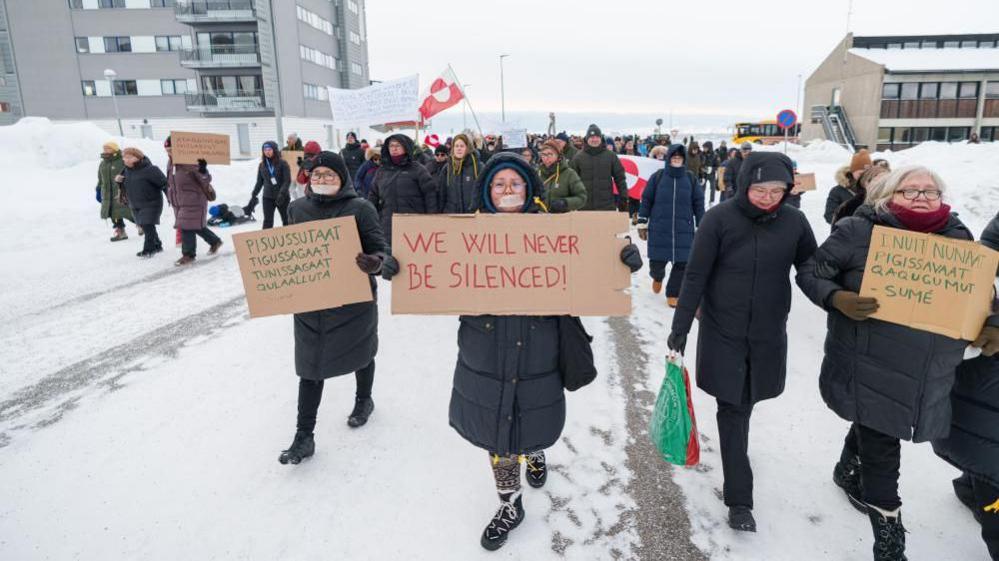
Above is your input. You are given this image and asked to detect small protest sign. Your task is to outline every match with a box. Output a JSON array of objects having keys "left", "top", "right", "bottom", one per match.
[
  {"left": 390, "top": 212, "right": 631, "bottom": 316},
  {"left": 498, "top": 128, "right": 528, "bottom": 149},
  {"left": 859, "top": 225, "right": 999, "bottom": 339},
  {"left": 170, "top": 131, "right": 231, "bottom": 165},
  {"left": 283, "top": 150, "right": 304, "bottom": 184},
  {"left": 233, "top": 217, "right": 372, "bottom": 318},
  {"left": 327, "top": 74, "right": 420, "bottom": 126},
  {"left": 794, "top": 172, "right": 816, "bottom": 192}
]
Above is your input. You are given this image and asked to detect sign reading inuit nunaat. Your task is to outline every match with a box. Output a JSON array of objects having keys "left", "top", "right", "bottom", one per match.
[
  {"left": 169, "top": 131, "right": 231, "bottom": 165},
  {"left": 391, "top": 212, "right": 631, "bottom": 316},
  {"left": 860, "top": 225, "right": 999, "bottom": 340},
  {"left": 233, "top": 217, "right": 372, "bottom": 318}
]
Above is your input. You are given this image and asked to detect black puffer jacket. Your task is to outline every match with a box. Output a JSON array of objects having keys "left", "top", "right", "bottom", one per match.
[
  {"left": 287, "top": 153, "right": 387, "bottom": 381},
  {"left": 672, "top": 152, "right": 818, "bottom": 405},
  {"left": 340, "top": 142, "right": 366, "bottom": 182},
  {"left": 449, "top": 153, "right": 565, "bottom": 456},
  {"left": 823, "top": 166, "right": 855, "bottom": 224},
  {"left": 722, "top": 153, "right": 743, "bottom": 199},
  {"left": 368, "top": 134, "right": 437, "bottom": 244},
  {"left": 932, "top": 354, "right": 999, "bottom": 487},
  {"left": 437, "top": 155, "right": 481, "bottom": 214},
  {"left": 251, "top": 157, "right": 292, "bottom": 201},
  {"left": 570, "top": 143, "right": 626, "bottom": 211},
  {"left": 798, "top": 205, "right": 976, "bottom": 441},
  {"left": 123, "top": 157, "right": 168, "bottom": 225}
]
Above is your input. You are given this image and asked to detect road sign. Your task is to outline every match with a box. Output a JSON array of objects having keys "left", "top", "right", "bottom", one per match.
[{"left": 777, "top": 109, "right": 797, "bottom": 129}]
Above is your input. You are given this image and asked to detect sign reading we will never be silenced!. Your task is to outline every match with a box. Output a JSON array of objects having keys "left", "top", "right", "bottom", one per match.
[
  {"left": 390, "top": 212, "right": 631, "bottom": 316},
  {"left": 233, "top": 217, "right": 372, "bottom": 318},
  {"left": 860, "top": 225, "right": 999, "bottom": 340}
]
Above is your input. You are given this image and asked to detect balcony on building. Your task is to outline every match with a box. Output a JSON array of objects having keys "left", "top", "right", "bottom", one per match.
[
  {"left": 185, "top": 90, "right": 271, "bottom": 114},
  {"left": 175, "top": 0, "right": 256, "bottom": 24},
  {"left": 180, "top": 45, "right": 261, "bottom": 68}
]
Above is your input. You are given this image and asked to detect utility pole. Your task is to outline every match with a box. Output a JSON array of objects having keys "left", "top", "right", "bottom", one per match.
[{"left": 103, "top": 68, "right": 123, "bottom": 136}]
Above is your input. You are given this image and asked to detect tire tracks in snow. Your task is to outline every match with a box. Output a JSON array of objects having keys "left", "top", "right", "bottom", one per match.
[{"left": 607, "top": 315, "right": 707, "bottom": 561}]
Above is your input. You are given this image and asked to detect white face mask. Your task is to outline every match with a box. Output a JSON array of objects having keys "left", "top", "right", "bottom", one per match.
[
  {"left": 496, "top": 193, "right": 525, "bottom": 211},
  {"left": 311, "top": 183, "right": 341, "bottom": 196}
]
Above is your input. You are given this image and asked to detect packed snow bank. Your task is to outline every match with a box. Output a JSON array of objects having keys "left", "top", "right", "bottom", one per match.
[{"left": 0, "top": 117, "right": 165, "bottom": 169}]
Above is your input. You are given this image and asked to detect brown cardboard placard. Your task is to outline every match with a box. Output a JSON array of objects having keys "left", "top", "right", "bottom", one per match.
[
  {"left": 169, "top": 131, "right": 231, "bottom": 165},
  {"left": 859, "top": 225, "right": 999, "bottom": 340},
  {"left": 233, "top": 216, "right": 372, "bottom": 318},
  {"left": 283, "top": 150, "right": 304, "bottom": 184},
  {"left": 390, "top": 212, "right": 631, "bottom": 316},
  {"left": 794, "top": 172, "right": 817, "bottom": 192}
]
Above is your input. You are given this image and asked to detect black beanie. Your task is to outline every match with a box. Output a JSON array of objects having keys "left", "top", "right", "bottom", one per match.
[
  {"left": 585, "top": 124, "right": 602, "bottom": 139},
  {"left": 736, "top": 152, "right": 795, "bottom": 193},
  {"left": 311, "top": 151, "right": 351, "bottom": 188}
]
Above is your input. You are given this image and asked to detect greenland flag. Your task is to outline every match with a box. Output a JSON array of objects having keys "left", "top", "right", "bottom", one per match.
[
  {"left": 618, "top": 155, "right": 665, "bottom": 199},
  {"left": 418, "top": 67, "right": 464, "bottom": 120}
]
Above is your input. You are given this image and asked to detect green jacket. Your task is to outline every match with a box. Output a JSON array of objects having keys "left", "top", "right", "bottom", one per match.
[
  {"left": 539, "top": 161, "right": 586, "bottom": 211},
  {"left": 98, "top": 153, "right": 133, "bottom": 222}
]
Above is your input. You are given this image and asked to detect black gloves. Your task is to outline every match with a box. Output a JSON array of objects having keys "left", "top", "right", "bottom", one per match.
[
  {"left": 244, "top": 196, "right": 259, "bottom": 216},
  {"left": 667, "top": 332, "right": 687, "bottom": 355},
  {"left": 355, "top": 253, "right": 383, "bottom": 275},
  {"left": 830, "top": 290, "right": 879, "bottom": 321},
  {"left": 197, "top": 158, "right": 208, "bottom": 175},
  {"left": 972, "top": 325, "right": 999, "bottom": 356},
  {"left": 549, "top": 198, "right": 569, "bottom": 213},
  {"left": 620, "top": 243, "right": 643, "bottom": 273},
  {"left": 381, "top": 255, "right": 400, "bottom": 280},
  {"left": 275, "top": 187, "right": 290, "bottom": 209}
]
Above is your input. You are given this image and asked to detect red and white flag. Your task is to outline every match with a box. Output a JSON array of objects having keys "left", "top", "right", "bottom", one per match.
[
  {"left": 618, "top": 155, "right": 666, "bottom": 199},
  {"left": 418, "top": 67, "right": 464, "bottom": 121}
]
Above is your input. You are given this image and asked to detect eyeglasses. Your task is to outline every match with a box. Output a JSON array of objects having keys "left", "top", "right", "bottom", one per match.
[
  {"left": 490, "top": 182, "right": 527, "bottom": 192},
  {"left": 894, "top": 189, "right": 941, "bottom": 201},
  {"left": 312, "top": 172, "right": 339, "bottom": 181},
  {"left": 748, "top": 187, "right": 785, "bottom": 199}
]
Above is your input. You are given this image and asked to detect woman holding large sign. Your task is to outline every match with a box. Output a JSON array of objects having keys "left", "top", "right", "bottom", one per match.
[
  {"left": 799, "top": 166, "right": 999, "bottom": 561},
  {"left": 276, "top": 151, "right": 389, "bottom": 466}
]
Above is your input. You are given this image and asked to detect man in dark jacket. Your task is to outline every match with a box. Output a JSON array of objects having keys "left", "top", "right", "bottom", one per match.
[
  {"left": 248, "top": 141, "right": 292, "bottom": 229},
  {"left": 701, "top": 141, "right": 719, "bottom": 205},
  {"left": 570, "top": 124, "right": 627, "bottom": 211},
  {"left": 121, "top": 146, "right": 168, "bottom": 257},
  {"left": 667, "top": 151, "right": 818, "bottom": 533},
  {"left": 340, "top": 131, "right": 365, "bottom": 182},
  {"left": 368, "top": 134, "right": 437, "bottom": 244},
  {"left": 722, "top": 142, "right": 752, "bottom": 201},
  {"left": 278, "top": 151, "right": 389, "bottom": 465}
]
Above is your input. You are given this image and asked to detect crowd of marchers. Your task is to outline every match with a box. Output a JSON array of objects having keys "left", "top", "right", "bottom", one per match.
[{"left": 93, "top": 126, "right": 999, "bottom": 560}]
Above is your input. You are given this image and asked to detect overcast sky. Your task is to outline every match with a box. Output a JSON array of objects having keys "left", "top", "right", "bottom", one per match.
[{"left": 366, "top": 0, "right": 999, "bottom": 120}]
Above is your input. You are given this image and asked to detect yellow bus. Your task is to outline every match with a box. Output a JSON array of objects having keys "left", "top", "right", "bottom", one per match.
[{"left": 732, "top": 120, "right": 800, "bottom": 145}]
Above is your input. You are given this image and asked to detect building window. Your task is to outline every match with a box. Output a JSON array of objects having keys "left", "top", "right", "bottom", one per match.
[
  {"left": 303, "top": 83, "right": 328, "bottom": 101},
  {"left": 112, "top": 80, "right": 138, "bottom": 95},
  {"left": 959, "top": 82, "right": 979, "bottom": 98},
  {"left": 0, "top": 102, "right": 9, "bottom": 112},
  {"left": 903, "top": 41, "right": 919, "bottom": 49},
  {"left": 981, "top": 127, "right": 996, "bottom": 142},
  {"left": 296, "top": 5, "right": 334, "bottom": 35},
  {"left": 155, "top": 36, "right": 183, "bottom": 52},
  {"left": 81, "top": 80, "right": 97, "bottom": 96},
  {"left": 149, "top": 0, "right": 176, "bottom": 6},
  {"left": 75, "top": 37, "right": 90, "bottom": 53},
  {"left": 943, "top": 40, "right": 959, "bottom": 48},
  {"left": 160, "top": 79, "right": 187, "bottom": 95},
  {"left": 980, "top": 41, "right": 997, "bottom": 48},
  {"left": 351, "top": 62, "right": 362, "bottom": 75},
  {"left": 350, "top": 31, "right": 361, "bottom": 45},
  {"left": 104, "top": 36, "right": 132, "bottom": 53},
  {"left": 900, "top": 83, "right": 918, "bottom": 99},
  {"left": 299, "top": 45, "right": 336, "bottom": 70},
  {"left": 347, "top": 0, "right": 358, "bottom": 13},
  {"left": 920, "top": 40, "right": 937, "bottom": 48},
  {"left": 882, "top": 83, "right": 900, "bottom": 99},
  {"left": 960, "top": 40, "right": 977, "bottom": 48},
  {"left": 201, "top": 75, "right": 262, "bottom": 95},
  {"left": 98, "top": 0, "right": 126, "bottom": 7},
  {"left": 984, "top": 82, "right": 999, "bottom": 118},
  {"left": 886, "top": 42, "right": 902, "bottom": 49},
  {"left": 948, "top": 127, "right": 970, "bottom": 142},
  {"left": 68, "top": 0, "right": 83, "bottom": 8}
]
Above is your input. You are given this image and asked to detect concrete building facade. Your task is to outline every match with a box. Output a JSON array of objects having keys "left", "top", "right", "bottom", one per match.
[
  {"left": 0, "top": 0, "right": 370, "bottom": 156},
  {"left": 802, "top": 33, "right": 999, "bottom": 151}
]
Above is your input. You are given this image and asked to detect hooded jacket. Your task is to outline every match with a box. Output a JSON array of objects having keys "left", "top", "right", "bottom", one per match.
[
  {"left": 722, "top": 151, "right": 744, "bottom": 199},
  {"left": 539, "top": 159, "right": 587, "bottom": 212},
  {"left": 639, "top": 144, "right": 705, "bottom": 263},
  {"left": 287, "top": 151, "right": 388, "bottom": 381},
  {"left": 448, "top": 153, "right": 565, "bottom": 456},
  {"left": 122, "top": 156, "right": 168, "bottom": 226},
  {"left": 824, "top": 165, "right": 855, "bottom": 224},
  {"left": 570, "top": 125, "right": 627, "bottom": 211},
  {"left": 798, "top": 205, "right": 979, "bottom": 441},
  {"left": 368, "top": 134, "right": 437, "bottom": 244},
  {"left": 98, "top": 151, "right": 133, "bottom": 222},
  {"left": 167, "top": 161, "right": 213, "bottom": 231},
  {"left": 672, "top": 152, "right": 817, "bottom": 405},
  {"left": 251, "top": 142, "right": 292, "bottom": 201},
  {"left": 437, "top": 135, "right": 482, "bottom": 213},
  {"left": 340, "top": 141, "right": 366, "bottom": 181}
]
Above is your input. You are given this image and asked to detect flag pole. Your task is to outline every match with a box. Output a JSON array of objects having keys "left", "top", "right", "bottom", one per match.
[{"left": 448, "top": 63, "right": 484, "bottom": 139}]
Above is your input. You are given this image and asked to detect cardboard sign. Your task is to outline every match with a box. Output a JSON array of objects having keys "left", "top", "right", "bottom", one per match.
[
  {"left": 327, "top": 74, "right": 420, "bottom": 126},
  {"left": 233, "top": 217, "right": 372, "bottom": 318},
  {"left": 170, "top": 131, "right": 231, "bottom": 165},
  {"left": 391, "top": 212, "right": 631, "bottom": 316},
  {"left": 794, "top": 172, "right": 816, "bottom": 192},
  {"left": 283, "top": 150, "right": 304, "bottom": 185},
  {"left": 860, "top": 225, "right": 999, "bottom": 340}
]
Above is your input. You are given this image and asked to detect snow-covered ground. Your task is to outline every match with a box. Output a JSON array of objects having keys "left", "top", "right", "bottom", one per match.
[{"left": 0, "top": 118, "right": 996, "bottom": 560}]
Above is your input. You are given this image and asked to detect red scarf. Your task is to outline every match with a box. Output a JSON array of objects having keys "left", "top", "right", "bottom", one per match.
[
  {"left": 888, "top": 202, "right": 951, "bottom": 233},
  {"left": 390, "top": 154, "right": 406, "bottom": 165}
]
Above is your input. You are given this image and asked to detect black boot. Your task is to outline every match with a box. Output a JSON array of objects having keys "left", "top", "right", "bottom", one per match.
[
  {"left": 480, "top": 495, "right": 525, "bottom": 551},
  {"left": 952, "top": 474, "right": 981, "bottom": 521},
  {"left": 833, "top": 456, "right": 867, "bottom": 514},
  {"left": 347, "top": 397, "right": 374, "bottom": 428},
  {"left": 525, "top": 451, "right": 548, "bottom": 488},
  {"left": 868, "top": 508, "right": 907, "bottom": 561},
  {"left": 278, "top": 431, "right": 315, "bottom": 465},
  {"left": 728, "top": 506, "right": 756, "bottom": 532}
]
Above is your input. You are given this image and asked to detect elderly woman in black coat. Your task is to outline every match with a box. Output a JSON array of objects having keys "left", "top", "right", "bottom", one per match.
[
  {"left": 121, "top": 147, "right": 168, "bottom": 257},
  {"left": 799, "top": 168, "right": 999, "bottom": 561},
  {"left": 667, "top": 151, "right": 818, "bottom": 533},
  {"left": 382, "top": 153, "right": 643, "bottom": 551},
  {"left": 277, "top": 152, "right": 389, "bottom": 465}
]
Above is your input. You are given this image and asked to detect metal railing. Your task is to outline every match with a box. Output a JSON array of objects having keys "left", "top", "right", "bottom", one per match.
[
  {"left": 185, "top": 90, "right": 267, "bottom": 112},
  {"left": 174, "top": 0, "right": 255, "bottom": 22},
  {"left": 179, "top": 44, "right": 261, "bottom": 67},
  {"left": 811, "top": 104, "right": 858, "bottom": 151}
]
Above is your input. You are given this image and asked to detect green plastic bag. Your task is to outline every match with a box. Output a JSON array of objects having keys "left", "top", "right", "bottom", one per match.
[{"left": 648, "top": 355, "right": 700, "bottom": 466}]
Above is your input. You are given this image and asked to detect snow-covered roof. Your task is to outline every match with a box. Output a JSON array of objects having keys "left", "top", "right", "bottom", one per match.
[{"left": 849, "top": 47, "right": 999, "bottom": 73}]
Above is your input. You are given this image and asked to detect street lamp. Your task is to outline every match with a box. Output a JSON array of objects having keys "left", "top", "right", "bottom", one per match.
[
  {"left": 499, "top": 54, "right": 509, "bottom": 123},
  {"left": 103, "top": 68, "right": 123, "bottom": 137},
  {"left": 462, "top": 84, "right": 471, "bottom": 131}
]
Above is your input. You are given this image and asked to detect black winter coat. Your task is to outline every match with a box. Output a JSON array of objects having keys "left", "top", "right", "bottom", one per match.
[
  {"left": 570, "top": 146, "right": 627, "bottom": 211},
  {"left": 123, "top": 157, "right": 167, "bottom": 225},
  {"left": 824, "top": 185, "right": 855, "bottom": 225},
  {"left": 798, "top": 205, "right": 975, "bottom": 441},
  {"left": 368, "top": 134, "right": 437, "bottom": 244},
  {"left": 340, "top": 143, "right": 366, "bottom": 182},
  {"left": 252, "top": 157, "right": 292, "bottom": 201},
  {"left": 722, "top": 154, "right": 743, "bottom": 199},
  {"left": 933, "top": 353, "right": 999, "bottom": 487},
  {"left": 287, "top": 181, "right": 387, "bottom": 381},
  {"left": 437, "top": 156, "right": 481, "bottom": 214},
  {"left": 672, "top": 165, "right": 817, "bottom": 405}
]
